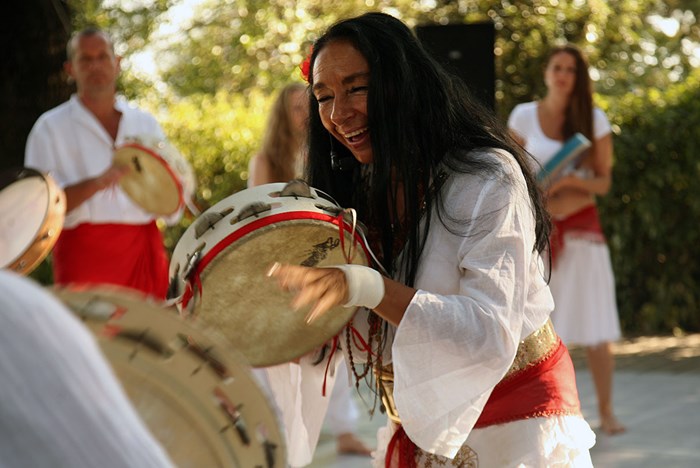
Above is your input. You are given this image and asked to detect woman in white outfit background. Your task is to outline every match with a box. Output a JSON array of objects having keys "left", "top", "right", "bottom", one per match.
[{"left": 508, "top": 43, "right": 626, "bottom": 435}]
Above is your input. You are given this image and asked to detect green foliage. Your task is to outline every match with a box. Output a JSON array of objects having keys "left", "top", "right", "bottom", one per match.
[
  {"left": 598, "top": 67, "right": 700, "bottom": 333},
  {"left": 159, "top": 0, "right": 700, "bottom": 123},
  {"left": 140, "top": 89, "right": 272, "bottom": 251},
  {"left": 69, "top": 0, "right": 173, "bottom": 53},
  {"left": 160, "top": 0, "right": 384, "bottom": 96}
]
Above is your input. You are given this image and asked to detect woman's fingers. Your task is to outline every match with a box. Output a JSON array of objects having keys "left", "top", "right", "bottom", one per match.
[{"left": 267, "top": 263, "right": 349, "bottom": 323}]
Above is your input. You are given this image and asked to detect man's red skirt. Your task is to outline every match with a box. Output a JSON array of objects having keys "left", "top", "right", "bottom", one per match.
[{"left": 52, "top": 222, "right": 169, "bottom": 299}]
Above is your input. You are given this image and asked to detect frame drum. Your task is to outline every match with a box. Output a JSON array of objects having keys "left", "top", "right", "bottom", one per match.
[
  {"left": 53, "top": 285, "right": 286, "bottom": 468},
  {"left": 168, "top": 180, "right": 371, "bottom": 367},
  {"left": 0, "top": 168, "right": 65, "bottom": 275},
  {"left": 113, "top": 136, "right": 195, "bottom": 216}
]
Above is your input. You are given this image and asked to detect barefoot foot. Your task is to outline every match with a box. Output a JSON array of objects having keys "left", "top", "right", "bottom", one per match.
[
  {"left": 336, "top": 433, "right": 372, "bottom": 456},
  {"left": 600, "top": 414, "right": 626, "bottom": 435}
]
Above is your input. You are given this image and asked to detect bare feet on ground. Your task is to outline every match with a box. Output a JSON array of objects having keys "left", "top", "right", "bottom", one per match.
[
  {"left": 600, "top": 413, "right": 626, "bottom": 435},
  {"left": 336, "top": 433, "right": 372, "bottom": 456}
]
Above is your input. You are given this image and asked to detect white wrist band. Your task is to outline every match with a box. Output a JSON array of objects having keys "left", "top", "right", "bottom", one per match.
[{"left": 333, "top": 264, "right": 385, "bottom": 309}]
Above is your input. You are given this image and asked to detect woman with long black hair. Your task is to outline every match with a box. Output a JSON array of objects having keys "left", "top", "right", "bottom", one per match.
[{"left": 268, "top": 12, "right": 596, "bottom": 466}]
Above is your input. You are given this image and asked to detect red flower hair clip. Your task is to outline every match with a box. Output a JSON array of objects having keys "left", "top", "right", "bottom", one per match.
[{"left": 299, "top": 46, "right": 313, "bottom": 83}]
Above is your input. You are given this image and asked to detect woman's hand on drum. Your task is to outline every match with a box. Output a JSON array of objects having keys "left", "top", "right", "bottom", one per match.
[{"left": 267, "top": 263, "right": 349, "bottom": 324}]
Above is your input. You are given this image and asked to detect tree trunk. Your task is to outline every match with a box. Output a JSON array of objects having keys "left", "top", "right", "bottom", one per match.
[{"left": 1, "top": 0, "right": 73, "bottom": 173}]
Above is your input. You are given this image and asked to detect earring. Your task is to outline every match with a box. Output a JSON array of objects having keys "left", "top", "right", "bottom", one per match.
[{"left": 329, "top": 135, "right": 356, "bottom": 171}]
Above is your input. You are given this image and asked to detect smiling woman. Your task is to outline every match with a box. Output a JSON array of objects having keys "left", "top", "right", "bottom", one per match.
[
  {"left": 312, "top": 42, "right": 372, "bottom": 164},
  {"left": 265, "top": 11, "right": 597, "bottom": 468}
]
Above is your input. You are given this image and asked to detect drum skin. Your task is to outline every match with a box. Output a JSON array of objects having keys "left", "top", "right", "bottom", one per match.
[
  {"left": 0, "top": 168, "right": 65, "bottom": 275},
  {"left": 113, "top": 138, "right": 195, "bottom": 216},
  {"left": 52, "top": 285, "right": 286, "bottom": 468},
  {"left": 169, "top": 181, "right": 371, "bottom": 367}
]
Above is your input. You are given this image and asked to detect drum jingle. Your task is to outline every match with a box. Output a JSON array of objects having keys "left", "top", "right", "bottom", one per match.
[
  {"left": 53, "top": 285, "right": 286, "bottom": 468},
  {"left": 168, "top": 180, "right": 372, "bottom": 367},
  {"left": 0, "top": 167, "right": 65, "bottom": 275},
  {"left": 113, "top": 136, "right": 196, "bottom": 216}
]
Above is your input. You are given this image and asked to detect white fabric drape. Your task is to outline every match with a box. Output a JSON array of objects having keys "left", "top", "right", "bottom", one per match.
[{"left": 0, "top": 271, "right": 173, "bottom": 468}]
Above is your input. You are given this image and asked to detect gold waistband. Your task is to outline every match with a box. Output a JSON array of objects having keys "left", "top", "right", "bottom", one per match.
[{"left": 375, "top": 319, "right": 559, "bottom": 425}]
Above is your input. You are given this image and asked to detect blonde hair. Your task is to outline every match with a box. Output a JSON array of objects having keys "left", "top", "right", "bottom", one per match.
[{"left": 259, "top": 83, "right": 308, "bottom": 182}]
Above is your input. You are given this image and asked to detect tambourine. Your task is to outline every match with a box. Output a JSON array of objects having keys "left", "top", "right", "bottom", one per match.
[
  {"left": 0, "top": 167, "right": 65, "bottom": 275},
  {"left": 52, "top": 285, "right": 286, "bottom": 468},
  {"left": 168, "top": 180, "right": 371, "bottom": 367},
  {"left": 113, "top": 136, "right": 196, "bottom": 216}
]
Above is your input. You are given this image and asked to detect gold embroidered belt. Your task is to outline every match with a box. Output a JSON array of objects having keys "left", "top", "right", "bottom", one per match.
[{"left": 374, "top": 319, "right": 559, "bottom": 425}]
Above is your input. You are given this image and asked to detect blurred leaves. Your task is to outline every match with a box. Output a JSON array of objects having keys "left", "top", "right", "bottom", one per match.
[
  {"left": 598, "top": 68, "right": 700, "bottom": 333},
  {"left": 138, "top": 89, "right": 270, "bottom": 250},
  {"left": 156, "top": 0, "right": 700, "bottom": 121}
]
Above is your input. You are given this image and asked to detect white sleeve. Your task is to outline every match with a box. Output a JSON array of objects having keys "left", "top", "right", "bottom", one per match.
[
  {"left": 25, "top": 117, "right": 58, "bottom": 180},
  {"left": 593, "top": 108, "right": 612, "bottom": 140},
  {"left": 0, "top": 271, "right": 174, "bottom": 468},
  {"left": 392, "top": 155, "right": 544, "bottom": 458},
  {"left": 261, "top": 351, "right": 344, "bottom": 467},
  {"left": 507, "top": 103, "right": 530, "bottom": 139}
]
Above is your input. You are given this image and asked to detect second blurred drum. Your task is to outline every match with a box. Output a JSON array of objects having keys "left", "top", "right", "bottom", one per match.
[
  {"left": 0, "top": 167, "right": 65, "bottom": 275},
  {"left": 53, "top": 285, "right": 286, "bottom": 468}
]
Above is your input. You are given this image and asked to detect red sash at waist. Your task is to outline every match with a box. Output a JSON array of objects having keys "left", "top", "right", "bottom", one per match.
[
  {"left": 52, "top": 222, "right": 169, "bottom": 299},
  {"left": 385, "top": 340, "right": 581, "bottom": 467},
  {"left": 474, "top": 339, "right": 581, "bottom": 428},
  {"left": 550, "top": 204, "right": 605, "bottom": 265}
]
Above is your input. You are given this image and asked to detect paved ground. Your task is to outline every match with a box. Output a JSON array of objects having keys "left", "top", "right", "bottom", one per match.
[{"left": 308, "top": 333, "right": 700, "bottom": 467}]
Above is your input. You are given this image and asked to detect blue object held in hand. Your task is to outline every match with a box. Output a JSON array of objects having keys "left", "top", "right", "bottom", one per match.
[{"left": 536, "top": 133, "right": 592, "bottom": 185}]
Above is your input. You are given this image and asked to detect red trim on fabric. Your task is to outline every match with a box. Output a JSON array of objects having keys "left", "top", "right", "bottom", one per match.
[
  {"left": 386, "top": 426, "right": 417, "bottom": 468},
  {"left": 110, "top": 305, "right": 128, "bottom": 320},
  {"left": 118, "top": 142, "right": 185, "bottom": 213},
  {"left": 182, "top": 210, "right": 370, "bottom": 307},
  {"left": 474, "top": 340, "right": 581, "bottom": 428},
  {"left": 550, "top": 204, "right": 605, "bottom": 265},
  {"left": 52, "top": 222, "right": 169, "bottom": 299}
]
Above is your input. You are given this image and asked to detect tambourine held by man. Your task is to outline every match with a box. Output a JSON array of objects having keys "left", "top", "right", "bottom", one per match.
[{"left": 113, "top": 136, "right": 196, "bottom": 216}]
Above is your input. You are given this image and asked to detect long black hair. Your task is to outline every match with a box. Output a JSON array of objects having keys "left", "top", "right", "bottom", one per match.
[{"left": 306, "top": 12, "right": 549, "bottom": 285}]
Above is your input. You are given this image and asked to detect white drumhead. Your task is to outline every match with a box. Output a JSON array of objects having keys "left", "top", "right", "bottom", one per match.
[
  {"left": 0, "top": 177, "right": 49, "bottom": 267},
  {"left": 193, "top": 217, "right": 367, "bottom": 367}
]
